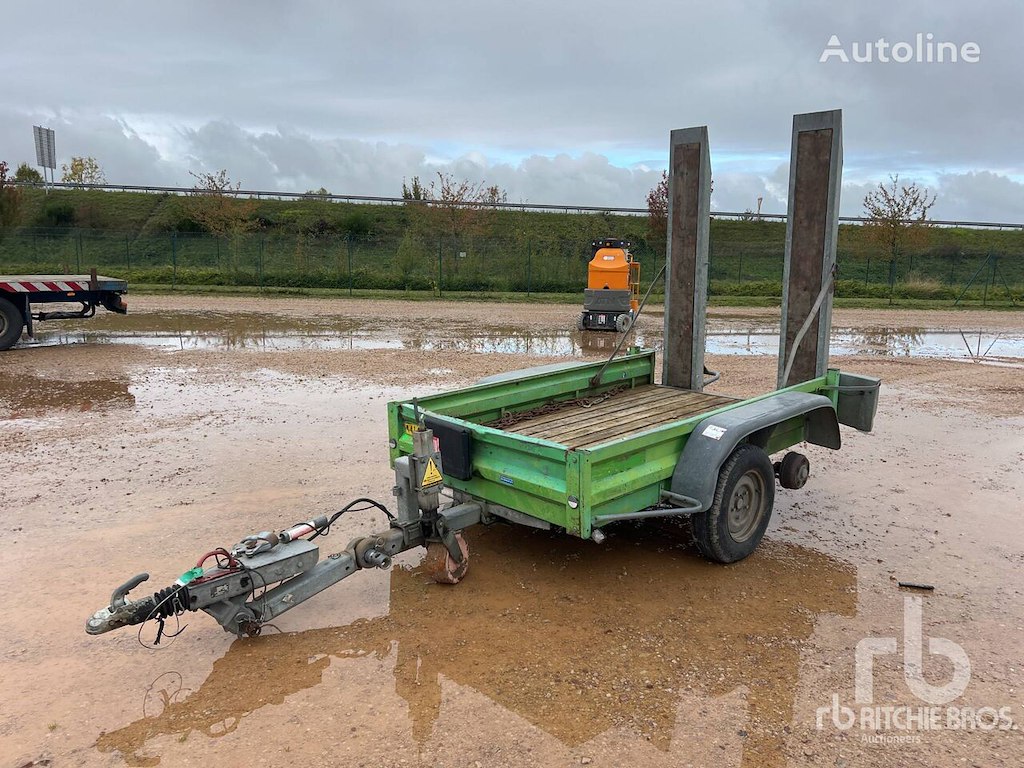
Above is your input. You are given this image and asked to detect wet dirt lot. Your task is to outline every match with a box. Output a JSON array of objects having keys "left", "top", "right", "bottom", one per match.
[{"left": 2, "top": 295, "right": 1023, "bottom": 768}]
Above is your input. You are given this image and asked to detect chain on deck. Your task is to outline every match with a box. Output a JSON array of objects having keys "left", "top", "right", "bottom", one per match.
[{"left": 486, "top": 385, "right": 627, "bottom": 430}]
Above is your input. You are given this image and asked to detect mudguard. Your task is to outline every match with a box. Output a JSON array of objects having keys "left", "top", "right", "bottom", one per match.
[{"left": 670, "top": 391, "right": 840, "bottom": 512}]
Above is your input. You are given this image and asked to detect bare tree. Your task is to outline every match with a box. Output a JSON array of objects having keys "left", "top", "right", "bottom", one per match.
[
  {"left": 862, "top": 174, "right": 935, "bottom": 262},
  {"left": 401, "top": 171, "right": 507, "bottom": 240},
  {"left": 185, "top": 170, "right": 257, "bottom": 238},
  {"left": 183, "top": 170, "right": 258, "bottom": 272},
  {"left": 646, "top": 171, "right": 669, "bottom": 241}
]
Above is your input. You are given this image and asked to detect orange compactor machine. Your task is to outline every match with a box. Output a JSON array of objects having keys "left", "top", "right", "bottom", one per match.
[{"left": 576, "top": 237, "right": 640, "bottom": 332}]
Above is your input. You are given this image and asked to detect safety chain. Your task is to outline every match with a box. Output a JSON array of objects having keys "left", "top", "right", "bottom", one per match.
[{"left": 488, "top": 385, "right": 627, "bottom": 429}]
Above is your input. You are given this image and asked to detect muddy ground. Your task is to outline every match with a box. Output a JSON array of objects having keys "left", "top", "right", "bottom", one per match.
[{"left": 1, "top": 295, "right": 1022, "bottom": 768}]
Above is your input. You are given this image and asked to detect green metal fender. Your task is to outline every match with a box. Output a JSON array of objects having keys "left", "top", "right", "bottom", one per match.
[{"left": 669, "top": 391, "right": 841, "bottom": 512}]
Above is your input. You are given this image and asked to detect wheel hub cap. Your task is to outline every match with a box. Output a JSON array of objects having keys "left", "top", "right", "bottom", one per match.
[{"left": 727, "top": 472, "right": 765, "bottom": 542}]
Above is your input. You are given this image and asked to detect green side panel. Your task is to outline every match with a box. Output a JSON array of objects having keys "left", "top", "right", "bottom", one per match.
[
  {"left": 566, "top": 451, "right": 582, "bottom": 535},
  {"left": 763, "top": 415, "right": 807, "bottom": 455},
  {"left": 443, "top": 430, "right": 574, "bottom": 528},
  {"left": 387, "top": 351, "right": 656, "bottom": 434},
  {"left": 584, "top": 430, "right": 689, "bottom": 525},
  {"left": 386, "top": 353, "right": 655, "bottom": 531}
]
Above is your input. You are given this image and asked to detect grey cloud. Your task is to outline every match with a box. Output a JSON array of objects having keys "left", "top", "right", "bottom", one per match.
[
  {"left": 932, "top": 172, "right": 1024, "bottom": 223},
  {"left": 0, "top": 107, "right": 171, "bottom": 183},
  {"left": 1, "top": 1, "right": 1020, "bottom": 222},
  {"left": 712, "top": 170, "right": 788, "bottom": 216},
  {"left": 4, "top": 111, "right": 1022, "bottom": 224}
]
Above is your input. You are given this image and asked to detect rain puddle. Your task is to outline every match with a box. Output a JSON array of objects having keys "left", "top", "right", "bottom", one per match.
[
  {"left": 0, "top": 373, "right": 136, "bottom": 417},
  {"left": 93, "top": 522, "right": 857, "bottom": 767},
  {"left": 19, "top": 311, "right": 1024, "bottom": 362}
]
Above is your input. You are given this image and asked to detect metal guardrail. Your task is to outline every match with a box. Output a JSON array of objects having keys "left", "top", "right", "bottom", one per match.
[{"left": 12, "top": 181, "right": 1024, "bottom": 230}]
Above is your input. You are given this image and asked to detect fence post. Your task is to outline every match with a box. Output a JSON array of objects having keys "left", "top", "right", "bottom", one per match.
[
  {"left": 172, "top": 231, "right": 178, "bottom": 290},
  {"left": 983, "top": 253, "right": 994, "bottom": 306},
  {"left": 437, "top": 236, "right": 442, "bottom": 297},
  {"left": 527, "top": 238, "right": 532, "bottom": 296},
  {"left": 76, "top": 229, "right": 82, "bottom": 272},
  {"left": 888, "top": 258, "right": 896, "bottom": 306},
  {"left": 125, "top": 233, "right": 131, "bottom": 275},
  {"left": 347, "top": 234, "right": 353, "bottom": 296},
  {"left": 864, "top": 255, "right": 870, "bottom": 286},
  {"left": 709, "top": 226, "right": 714, "bottom": 287},
  {"left": 258, "top": 235, "right": 264, "bottom": 292}
]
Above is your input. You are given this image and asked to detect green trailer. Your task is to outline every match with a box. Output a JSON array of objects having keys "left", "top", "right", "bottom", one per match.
[
  {"left": 84, "top": 111, "right": 881, "bottom": 640},
  {"left": 84, "top": 347, "right": 881, "bottom": 641},
  {"left": 387, "top": 349, "right": 878, "bottom": 564}
]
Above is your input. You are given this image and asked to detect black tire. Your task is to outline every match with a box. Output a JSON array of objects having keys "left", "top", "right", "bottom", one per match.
[
  {"left": 615, "top": 313, "right": 633, "bottom": 333},
  {"left": 692, "top": 443, "right": 775, "bottom": 563},
  {"left": 0, "top": 299, "right": 24, "bottom": 351},
  {"left": 778, "top": 451, "right": 810, "bottom": 489}
]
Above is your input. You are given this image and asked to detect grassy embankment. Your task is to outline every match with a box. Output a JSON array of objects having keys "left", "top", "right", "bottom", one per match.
[{"left": 1, "top": 187, "right": 1021, "bottom": 308}]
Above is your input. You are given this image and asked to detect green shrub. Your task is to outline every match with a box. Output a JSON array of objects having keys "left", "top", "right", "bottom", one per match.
[{"left": 35, "top": 202, "right": 76, "bottom": 228}]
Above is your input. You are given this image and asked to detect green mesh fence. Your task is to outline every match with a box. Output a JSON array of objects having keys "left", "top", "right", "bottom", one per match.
[{"left": 1, "top": 227, "right": 1020, "bottom": 304}]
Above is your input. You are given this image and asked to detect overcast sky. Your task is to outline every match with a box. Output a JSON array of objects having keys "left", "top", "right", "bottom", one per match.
[{"left": 3, "top": 0, "right": 1022, "bottom": 221}]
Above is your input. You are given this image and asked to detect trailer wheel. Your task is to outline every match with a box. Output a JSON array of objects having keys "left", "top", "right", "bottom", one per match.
[
  {"left": 692, "top": 443, "right": 774, "bottom": 563},
  {"left": 0, "top": 299, "right": 24, "bottom": 351},
  {"left": 778, "top": 451, "right": 810, "bottom": 489}
]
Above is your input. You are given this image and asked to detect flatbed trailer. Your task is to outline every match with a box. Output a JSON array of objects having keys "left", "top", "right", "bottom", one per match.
[
  {"left": 83, "top": 349, "right": 880, "bottom": 640},
  {"left": 387, "top": 350, "right": 878, "bottom": 556},
  {"left": 0, "top": 272, "right": 128, "bottom": 351},
  {"left": 84, "top": 111, "right": 881, "bottom": 641}
]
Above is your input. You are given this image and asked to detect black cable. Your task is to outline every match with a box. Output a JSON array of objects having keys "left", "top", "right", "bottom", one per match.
[
  {"left": 237, "top": 498, "right": 392, "bottom": 634},
  {"left": 149, "top": 585, "right": 189, "bottom": 618},
  {"left": 307, "top": 497, "right": 394, "bottom": 541},
  {"left": 243, "top": 564, "right": 270, "bottom": 623},
  {"left": 136, "top": 584, "right": 191, "bottom": 649},
  {"left": 135, "top": 495, "right": 393, "bottom": 645}
]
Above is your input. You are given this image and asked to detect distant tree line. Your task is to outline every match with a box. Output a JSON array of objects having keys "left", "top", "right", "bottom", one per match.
[{"left": 644, "top": 170, "right": 936, "bottom": 257}]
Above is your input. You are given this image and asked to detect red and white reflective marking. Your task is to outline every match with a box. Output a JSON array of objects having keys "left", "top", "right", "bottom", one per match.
[{"left": 0, "top": 280, "right": 91, "bottom": 293}]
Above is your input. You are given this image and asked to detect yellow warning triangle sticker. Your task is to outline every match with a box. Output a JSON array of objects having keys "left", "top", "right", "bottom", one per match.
[{"left": 422, "top": 457, "right": 444, "bottom": 487}]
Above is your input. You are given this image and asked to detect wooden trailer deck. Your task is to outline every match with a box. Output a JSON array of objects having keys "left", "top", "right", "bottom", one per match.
[{"left": 500, "top": 384, "right": 737, "bottom": 449}]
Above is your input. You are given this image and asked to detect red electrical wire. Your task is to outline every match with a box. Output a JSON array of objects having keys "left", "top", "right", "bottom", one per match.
[{"left": 195, "top": 548, "right": 240, "bottom": 570}]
